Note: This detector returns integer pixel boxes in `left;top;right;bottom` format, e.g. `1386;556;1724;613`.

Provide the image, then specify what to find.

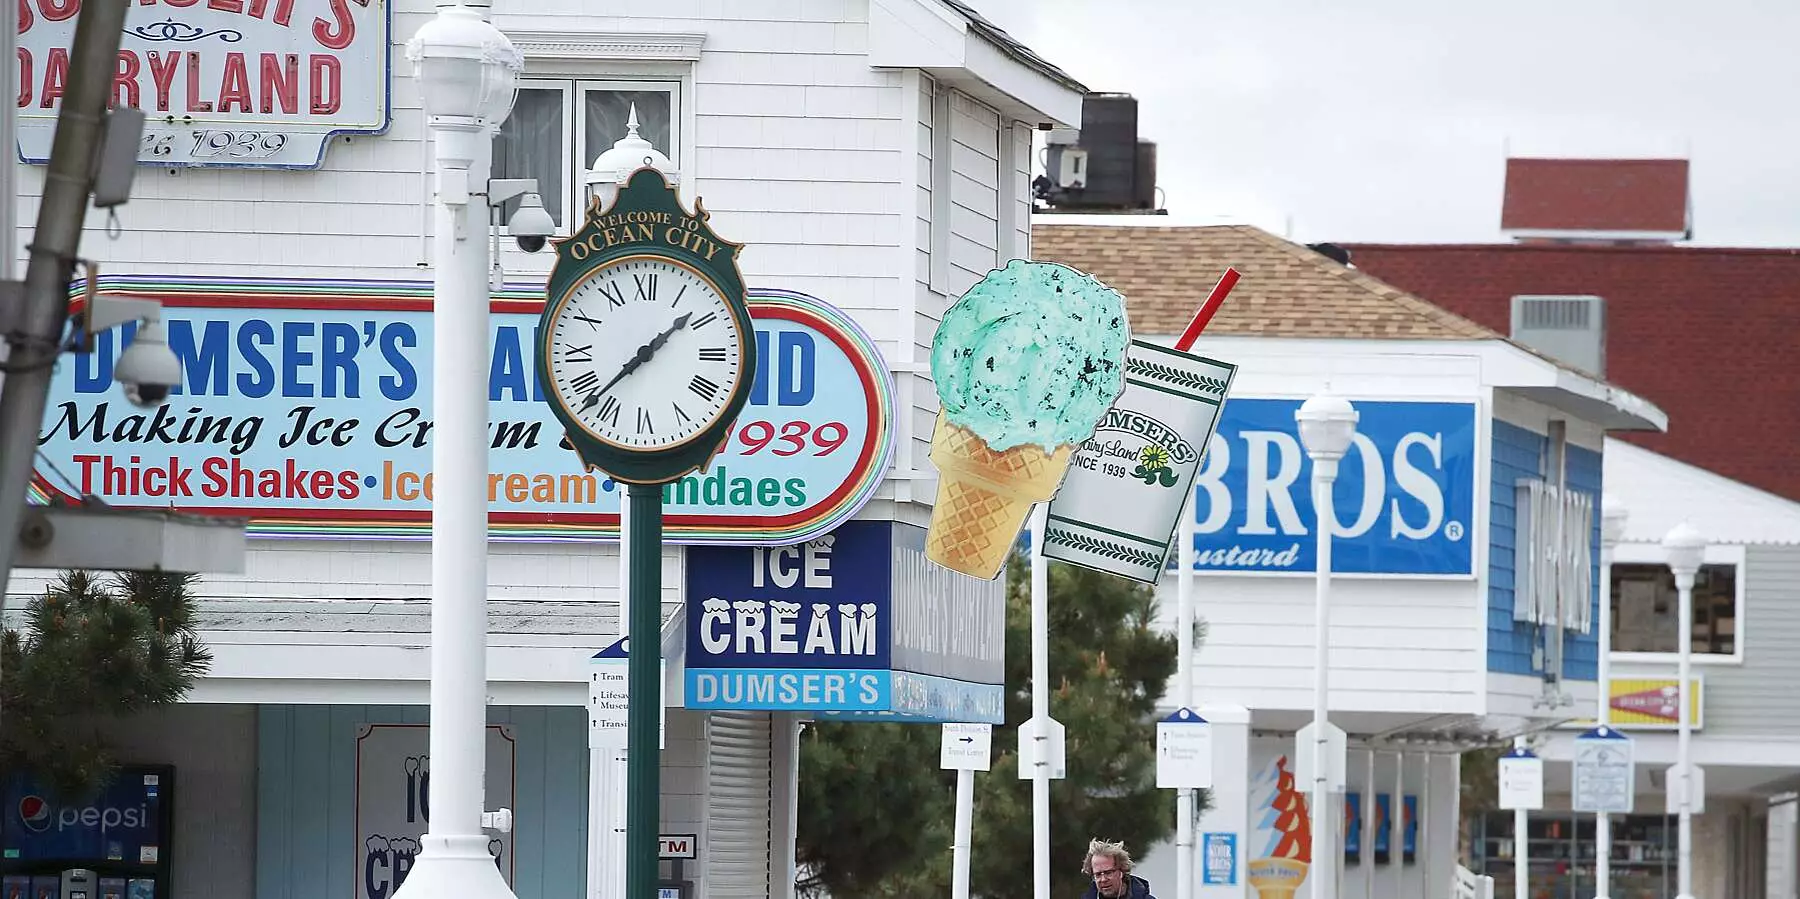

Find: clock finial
626;102;640;137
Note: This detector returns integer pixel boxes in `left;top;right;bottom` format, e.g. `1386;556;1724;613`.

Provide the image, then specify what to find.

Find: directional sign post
941;723;994;772
1156;708;1214;789
942;723;994;899
1573;725;1635;814
1497;747;1544;811
591;637;665;749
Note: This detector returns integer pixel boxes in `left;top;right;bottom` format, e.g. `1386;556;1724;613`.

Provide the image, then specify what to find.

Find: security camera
78;294;183;409
508;191;555;253
113;318;181;409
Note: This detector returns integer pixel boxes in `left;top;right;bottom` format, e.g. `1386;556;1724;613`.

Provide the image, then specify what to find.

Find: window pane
493;87;566;227
583;89;675;172
1609;562;1737;654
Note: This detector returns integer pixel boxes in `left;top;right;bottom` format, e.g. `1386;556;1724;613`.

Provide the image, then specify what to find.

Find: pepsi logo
17;796;50;833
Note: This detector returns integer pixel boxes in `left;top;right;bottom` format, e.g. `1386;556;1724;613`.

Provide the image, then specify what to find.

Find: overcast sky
971;0;1800;247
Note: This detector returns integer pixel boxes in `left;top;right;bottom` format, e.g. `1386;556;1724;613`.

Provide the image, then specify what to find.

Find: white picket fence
1451;865;1495;899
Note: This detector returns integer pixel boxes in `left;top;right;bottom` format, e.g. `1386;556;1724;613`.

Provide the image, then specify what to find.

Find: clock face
546;256;746;452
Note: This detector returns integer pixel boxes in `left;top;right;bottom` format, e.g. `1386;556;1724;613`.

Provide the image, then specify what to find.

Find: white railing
1451;865;1494;899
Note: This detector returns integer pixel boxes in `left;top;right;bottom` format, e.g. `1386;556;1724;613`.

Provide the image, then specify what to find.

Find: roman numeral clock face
548;258;744;452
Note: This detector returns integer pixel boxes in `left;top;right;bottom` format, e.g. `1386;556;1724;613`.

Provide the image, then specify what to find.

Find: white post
1512;737;1528;899
1030;503;1052;899
1662;522;1704;899
1296;392;1356;899
394;5;520;896
590;487;630;899
1310;455;1338;899
1595;498;1626;899
1177;493;1197;899
952;768;976;899
1675;563;1696;899
1364;751;1375;899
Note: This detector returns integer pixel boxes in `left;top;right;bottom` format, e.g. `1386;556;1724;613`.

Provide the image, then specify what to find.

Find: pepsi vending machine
0;765;174;899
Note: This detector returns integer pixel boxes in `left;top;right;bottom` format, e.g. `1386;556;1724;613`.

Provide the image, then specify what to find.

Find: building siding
1704;545;1800;736
1486;419;1602;679
253;704;705;899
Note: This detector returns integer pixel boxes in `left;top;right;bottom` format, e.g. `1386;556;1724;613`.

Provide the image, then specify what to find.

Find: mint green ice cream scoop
931;260;1131;452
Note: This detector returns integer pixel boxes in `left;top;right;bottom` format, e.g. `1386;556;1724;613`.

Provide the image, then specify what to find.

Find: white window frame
490;31;701;251
498;77;685;236
1608;541;1747;665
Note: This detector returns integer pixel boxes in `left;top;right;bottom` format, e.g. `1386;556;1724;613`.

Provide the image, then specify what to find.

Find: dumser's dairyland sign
17;0;391;168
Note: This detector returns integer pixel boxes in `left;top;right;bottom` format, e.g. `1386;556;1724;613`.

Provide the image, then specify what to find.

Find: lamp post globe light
1663;521;1705;899
393;5;522;899
1294;392;1358;899
1594;496;1628;899
586;104;679;208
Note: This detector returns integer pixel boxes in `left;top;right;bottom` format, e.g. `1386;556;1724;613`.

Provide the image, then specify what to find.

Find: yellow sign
1568;677;1703;730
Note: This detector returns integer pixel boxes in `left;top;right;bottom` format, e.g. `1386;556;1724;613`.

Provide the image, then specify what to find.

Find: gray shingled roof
940;0;1088;93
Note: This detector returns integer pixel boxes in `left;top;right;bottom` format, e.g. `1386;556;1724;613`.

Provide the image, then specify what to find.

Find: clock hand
587;313;698;402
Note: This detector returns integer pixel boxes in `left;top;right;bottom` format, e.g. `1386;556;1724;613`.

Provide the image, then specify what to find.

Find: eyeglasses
1091;868;1121;880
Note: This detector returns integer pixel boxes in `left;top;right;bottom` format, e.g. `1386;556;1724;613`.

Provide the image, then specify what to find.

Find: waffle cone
1246;858;1310;899
925;412;1075;579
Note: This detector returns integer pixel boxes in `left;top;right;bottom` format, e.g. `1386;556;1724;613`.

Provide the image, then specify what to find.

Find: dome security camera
114;319;182;409
508;191;555;253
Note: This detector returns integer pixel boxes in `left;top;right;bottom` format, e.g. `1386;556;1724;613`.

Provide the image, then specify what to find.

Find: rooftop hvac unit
1034;93;1163;213
1510;295;1606;376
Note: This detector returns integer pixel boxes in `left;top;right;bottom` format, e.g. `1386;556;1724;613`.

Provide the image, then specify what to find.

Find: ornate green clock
537;166;757;485
535;165;757;899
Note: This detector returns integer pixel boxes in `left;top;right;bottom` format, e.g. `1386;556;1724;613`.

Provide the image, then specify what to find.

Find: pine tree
796;551;1199;899
0;570;212;799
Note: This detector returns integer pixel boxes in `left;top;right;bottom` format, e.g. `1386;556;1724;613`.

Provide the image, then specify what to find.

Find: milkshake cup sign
1043;341;1236;583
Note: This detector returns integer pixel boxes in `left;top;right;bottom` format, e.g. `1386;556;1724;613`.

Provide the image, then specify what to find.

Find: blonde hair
1081;838;1134;875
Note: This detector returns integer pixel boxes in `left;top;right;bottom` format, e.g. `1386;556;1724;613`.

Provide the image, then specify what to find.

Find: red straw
1174;267;1241;352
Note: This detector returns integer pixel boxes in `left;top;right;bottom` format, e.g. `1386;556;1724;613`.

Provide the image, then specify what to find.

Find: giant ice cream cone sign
924;260;1131;579
1248;756;1312;899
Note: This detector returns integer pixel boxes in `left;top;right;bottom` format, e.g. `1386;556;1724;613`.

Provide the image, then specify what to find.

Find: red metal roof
1501;158;1690;235
1344;241;1800;500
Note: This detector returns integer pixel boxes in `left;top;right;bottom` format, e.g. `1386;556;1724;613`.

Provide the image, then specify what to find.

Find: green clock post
536;167;757;898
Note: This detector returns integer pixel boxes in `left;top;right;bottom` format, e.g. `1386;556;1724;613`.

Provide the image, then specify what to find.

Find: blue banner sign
1184;399;1476;575
684;520;1004;721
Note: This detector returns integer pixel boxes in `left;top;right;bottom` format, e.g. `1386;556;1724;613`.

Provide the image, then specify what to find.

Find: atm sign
659;834;697;859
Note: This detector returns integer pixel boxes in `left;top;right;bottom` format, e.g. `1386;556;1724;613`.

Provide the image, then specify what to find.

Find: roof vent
1510;295;1606;375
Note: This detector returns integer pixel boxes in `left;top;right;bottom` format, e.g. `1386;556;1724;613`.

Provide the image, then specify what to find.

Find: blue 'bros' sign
1184;399;1476;575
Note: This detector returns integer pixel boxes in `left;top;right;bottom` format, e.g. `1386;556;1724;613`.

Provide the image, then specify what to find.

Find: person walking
1082;838;1156;899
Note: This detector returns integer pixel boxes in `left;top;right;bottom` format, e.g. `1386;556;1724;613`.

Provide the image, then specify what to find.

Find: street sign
590;638;665;750
1497;748;1544;811
1016;716;1067;780
1665;762;1707;815
1295;721;1347;793
941;723;994;771
1156;708;1214;788
1572;725;1634;813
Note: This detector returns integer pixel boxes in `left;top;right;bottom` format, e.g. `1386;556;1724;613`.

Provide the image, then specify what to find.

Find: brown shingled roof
1029;223;1499;340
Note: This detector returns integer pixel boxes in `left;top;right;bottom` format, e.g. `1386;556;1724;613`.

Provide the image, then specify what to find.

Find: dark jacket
1082;874;1156;899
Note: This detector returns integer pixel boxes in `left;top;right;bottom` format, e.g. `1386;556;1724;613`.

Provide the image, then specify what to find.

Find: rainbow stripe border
31;275;896;546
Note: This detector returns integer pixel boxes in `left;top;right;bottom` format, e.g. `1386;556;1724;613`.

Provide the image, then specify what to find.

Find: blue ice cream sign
684;520;1004;721
1183;399;1476;576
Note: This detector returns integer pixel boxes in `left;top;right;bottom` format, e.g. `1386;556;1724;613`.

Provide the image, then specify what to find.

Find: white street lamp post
1595;497;1627;899
1663;522;1705;899
1295;392;1358;899
395;4;522;898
